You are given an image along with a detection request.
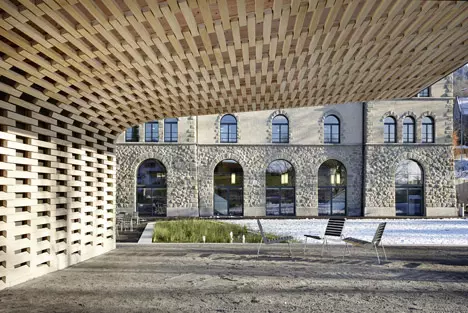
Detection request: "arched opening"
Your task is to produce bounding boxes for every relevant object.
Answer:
[136,159,167,216]
[266,160,295,216]
[318,160,347,216]
[213,160,243,216]
[395,160,424,216]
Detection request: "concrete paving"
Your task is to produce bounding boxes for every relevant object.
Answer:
[137,222,155,244]
[0,244,467,313]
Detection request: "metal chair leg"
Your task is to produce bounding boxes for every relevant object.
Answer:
[381,243,387,261]
[303,237,307,255]
[288,242,293,258]
[257,238,263,256]
[320,239,326,257]
[374,244,381,264]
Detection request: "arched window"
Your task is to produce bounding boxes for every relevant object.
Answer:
[395,160,424,216]
[213,160,243,216]
[421,117,434,143]
[145,121,159,142]
[125,126,139,142]
[318,160,347,216]
[136,159,167,216]
[324,115,340,143]
[164,118,178,142]
[272,115,289,143]
[383,117,396,143]
[266,160,295,216]
[220,114,237,143]
[402,117,415,143]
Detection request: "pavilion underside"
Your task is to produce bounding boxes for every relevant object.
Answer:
[0,0,467,289]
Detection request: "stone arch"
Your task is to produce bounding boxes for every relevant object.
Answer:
[318,109,347,143]
[124,152,172,213]
[380,111,397,122]
[266,109,293,142]
[214,113,241,143]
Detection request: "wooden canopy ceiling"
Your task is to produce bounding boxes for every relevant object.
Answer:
[1,0,467,133]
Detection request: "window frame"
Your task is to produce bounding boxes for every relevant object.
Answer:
[324,115,340,144]
[383,116,397,143]
[220,114,238,143]
[145,121,159,142]
[402,116,415,143]
[421,116,435,143]
[272,115,289,143]
[164,118,178,142]
[125,126,139,142]
[416,87,431,97]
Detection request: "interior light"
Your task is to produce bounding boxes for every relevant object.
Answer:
[231,173,236,184]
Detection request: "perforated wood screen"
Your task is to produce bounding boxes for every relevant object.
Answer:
[0,0,467,289]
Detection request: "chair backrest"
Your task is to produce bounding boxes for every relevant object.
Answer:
[256,219,268,241]
[371,222,386,246]
[324,217,346,237]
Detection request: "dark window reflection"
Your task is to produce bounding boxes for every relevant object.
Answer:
[136,159,167,216]
[272,115,289,143]
[403,117,415,143]
[395,160,423,216]
[266,160,295,216]
[318,160,347,216]
[214,160,243,216]
[220,115,237,143]
[324,115,340,143]
[421,117,434,143]
[384,117,396,143]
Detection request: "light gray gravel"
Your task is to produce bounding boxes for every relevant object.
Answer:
[0,243,467,313]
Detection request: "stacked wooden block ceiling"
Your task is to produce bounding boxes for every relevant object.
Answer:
[1,0,467,133]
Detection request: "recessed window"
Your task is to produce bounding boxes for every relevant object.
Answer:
[145,121,159,142]
[272,115,289,143]
[318,160,347,216]
[220,115,237,143]
[164,118,178,142]
[416,87,431,97]
[395,160,424,216]
[125,126,139,142]
[403,117,415,143]
[214,160,243,216]
[421,117,434,143]
[324,115,340,144]
[266,160,295,216]
[384,117,396,143]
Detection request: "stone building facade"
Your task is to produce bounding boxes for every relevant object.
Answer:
[116,77,457,217]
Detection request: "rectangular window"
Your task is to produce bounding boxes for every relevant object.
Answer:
[125,126,139,142]
[324,125,340,143]
[164,119,178,142]
[416,87,431,97]
[272,125,289,143]
[145,122,159,142]
[220,124,237,143]
[384,124,396,143]
[422,124,434,143]
[403,124,415,143]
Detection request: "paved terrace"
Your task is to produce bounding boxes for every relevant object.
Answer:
[1,244,467,313]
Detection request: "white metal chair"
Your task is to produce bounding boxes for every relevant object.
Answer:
[256,219,294,257]
[343,222,387,264]
[303,217,346,256]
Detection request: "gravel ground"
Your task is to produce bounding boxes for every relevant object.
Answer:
[0,243,467,313]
